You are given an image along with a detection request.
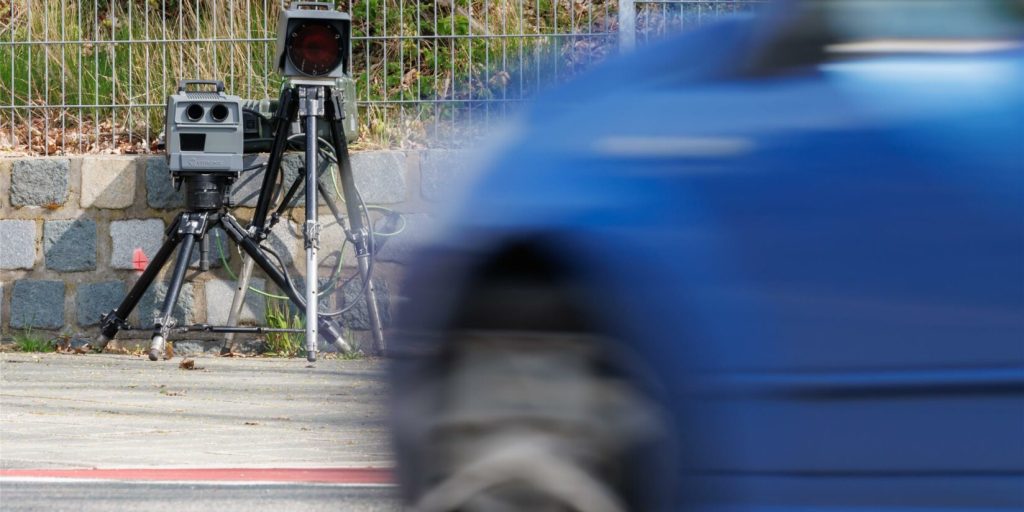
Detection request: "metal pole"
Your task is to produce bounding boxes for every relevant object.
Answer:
[618,0,636,53]
[301,85,322,363]
[222,253,256,354]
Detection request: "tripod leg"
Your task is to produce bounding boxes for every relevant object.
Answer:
[221,253,256,355]
[95,215,184,351]
[300,86,322,363]
[326,92,386,354]
[251,87,299,235]
[148,230,198,361]
[220,214,352,355]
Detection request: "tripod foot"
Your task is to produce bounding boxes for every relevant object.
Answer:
[307,351,317,363]
[149,335,166,361]
[93,334,111,352]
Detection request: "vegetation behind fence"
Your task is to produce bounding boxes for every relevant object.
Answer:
[0,0,755,154]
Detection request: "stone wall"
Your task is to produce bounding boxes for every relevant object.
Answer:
[0,151,462,353]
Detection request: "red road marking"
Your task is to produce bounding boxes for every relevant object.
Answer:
[0,467,393,485]
[132,248,149,271]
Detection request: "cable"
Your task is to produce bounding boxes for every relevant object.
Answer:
[221,131,398,319]
[213,225,349,302]
[319,184,375,317]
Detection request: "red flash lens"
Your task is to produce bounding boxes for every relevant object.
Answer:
[287,22,343,76]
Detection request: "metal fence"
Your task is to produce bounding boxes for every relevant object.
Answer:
[0,0,760,155]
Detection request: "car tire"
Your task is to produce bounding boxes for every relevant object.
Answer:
[393,280,673,512]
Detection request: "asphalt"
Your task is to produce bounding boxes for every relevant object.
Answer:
[0,481,400,512]
[0,353,393,471]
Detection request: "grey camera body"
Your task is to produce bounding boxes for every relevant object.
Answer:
[166,80,244,176]
[275,2,352,78]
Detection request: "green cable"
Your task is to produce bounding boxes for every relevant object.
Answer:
[213,229,347,301]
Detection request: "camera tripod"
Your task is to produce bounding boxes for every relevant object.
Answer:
[95,80,384,362]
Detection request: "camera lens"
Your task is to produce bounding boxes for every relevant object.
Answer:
[210,104,229,122]
[287,22,343,77]
[185,103,205,121]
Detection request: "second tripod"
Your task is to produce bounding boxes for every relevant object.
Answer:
[242,79,386,360]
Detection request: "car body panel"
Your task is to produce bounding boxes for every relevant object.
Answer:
[393,8,1024,511]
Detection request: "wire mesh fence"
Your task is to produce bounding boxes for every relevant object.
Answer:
[0,0,760,155]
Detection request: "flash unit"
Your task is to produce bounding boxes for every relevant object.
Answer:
[275,2,352,78]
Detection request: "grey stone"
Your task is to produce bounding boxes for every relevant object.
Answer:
[43,219,97,272]
[1,283,4,328]
[266,220,301,268]
[145,158,185,209]
[318,214,356,268]
[137,282,194,329]
[76,281,125,326]
[351,151,406,204]
[420,150,471,202]
[339,277,390,331]
[188,227,230,269]
[375,213,436,265]
[0,220,37,269]
[170,340,208,356]
[110,219,165,270]
[10,159,70,207]
[231,154,339,208]
[204,277,267,325]
[80,158,136,209]
[10,280,65,329]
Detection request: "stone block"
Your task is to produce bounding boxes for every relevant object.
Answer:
[0,220,37,269]
[230,154,339,208]
[137,282,194,328]
[80,158,136,209]
[44,219,97,271]
[145,158,185,209]
[339,276,390,331]
[204,277,267,325]
[351,151,406,204]
[420,150,470,202]
[110,219,165,270]
[267,220,301,268]
[375,213,436,265]
[10,280,65,329]
[10,159,70,207]
[318,214,356,268]
[76,281,125,326]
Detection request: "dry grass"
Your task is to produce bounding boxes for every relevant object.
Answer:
[0,0,618,153]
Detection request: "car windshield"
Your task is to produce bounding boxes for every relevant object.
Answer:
[818,0,1024,41]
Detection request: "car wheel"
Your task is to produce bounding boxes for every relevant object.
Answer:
[394,281,673,512]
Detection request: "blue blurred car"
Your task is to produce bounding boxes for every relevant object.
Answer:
[390,1,1024,510]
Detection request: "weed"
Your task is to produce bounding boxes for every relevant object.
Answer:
[12,328,55,353]
[263,297,305,357]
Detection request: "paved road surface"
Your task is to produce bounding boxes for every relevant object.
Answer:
[0,353,391,469]
[0,481,400,512]
[0,353,397,510]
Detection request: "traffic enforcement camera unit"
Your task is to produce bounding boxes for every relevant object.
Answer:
[165,80,244,177]
[275,1,352,78]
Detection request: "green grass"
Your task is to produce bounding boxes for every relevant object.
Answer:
[12,328,55,353]
[263,297,305,357]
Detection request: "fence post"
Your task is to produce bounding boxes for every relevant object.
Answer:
[618,0,636,53]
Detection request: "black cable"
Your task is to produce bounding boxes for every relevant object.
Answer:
[242,107,268,118]
[320,172,376,318]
